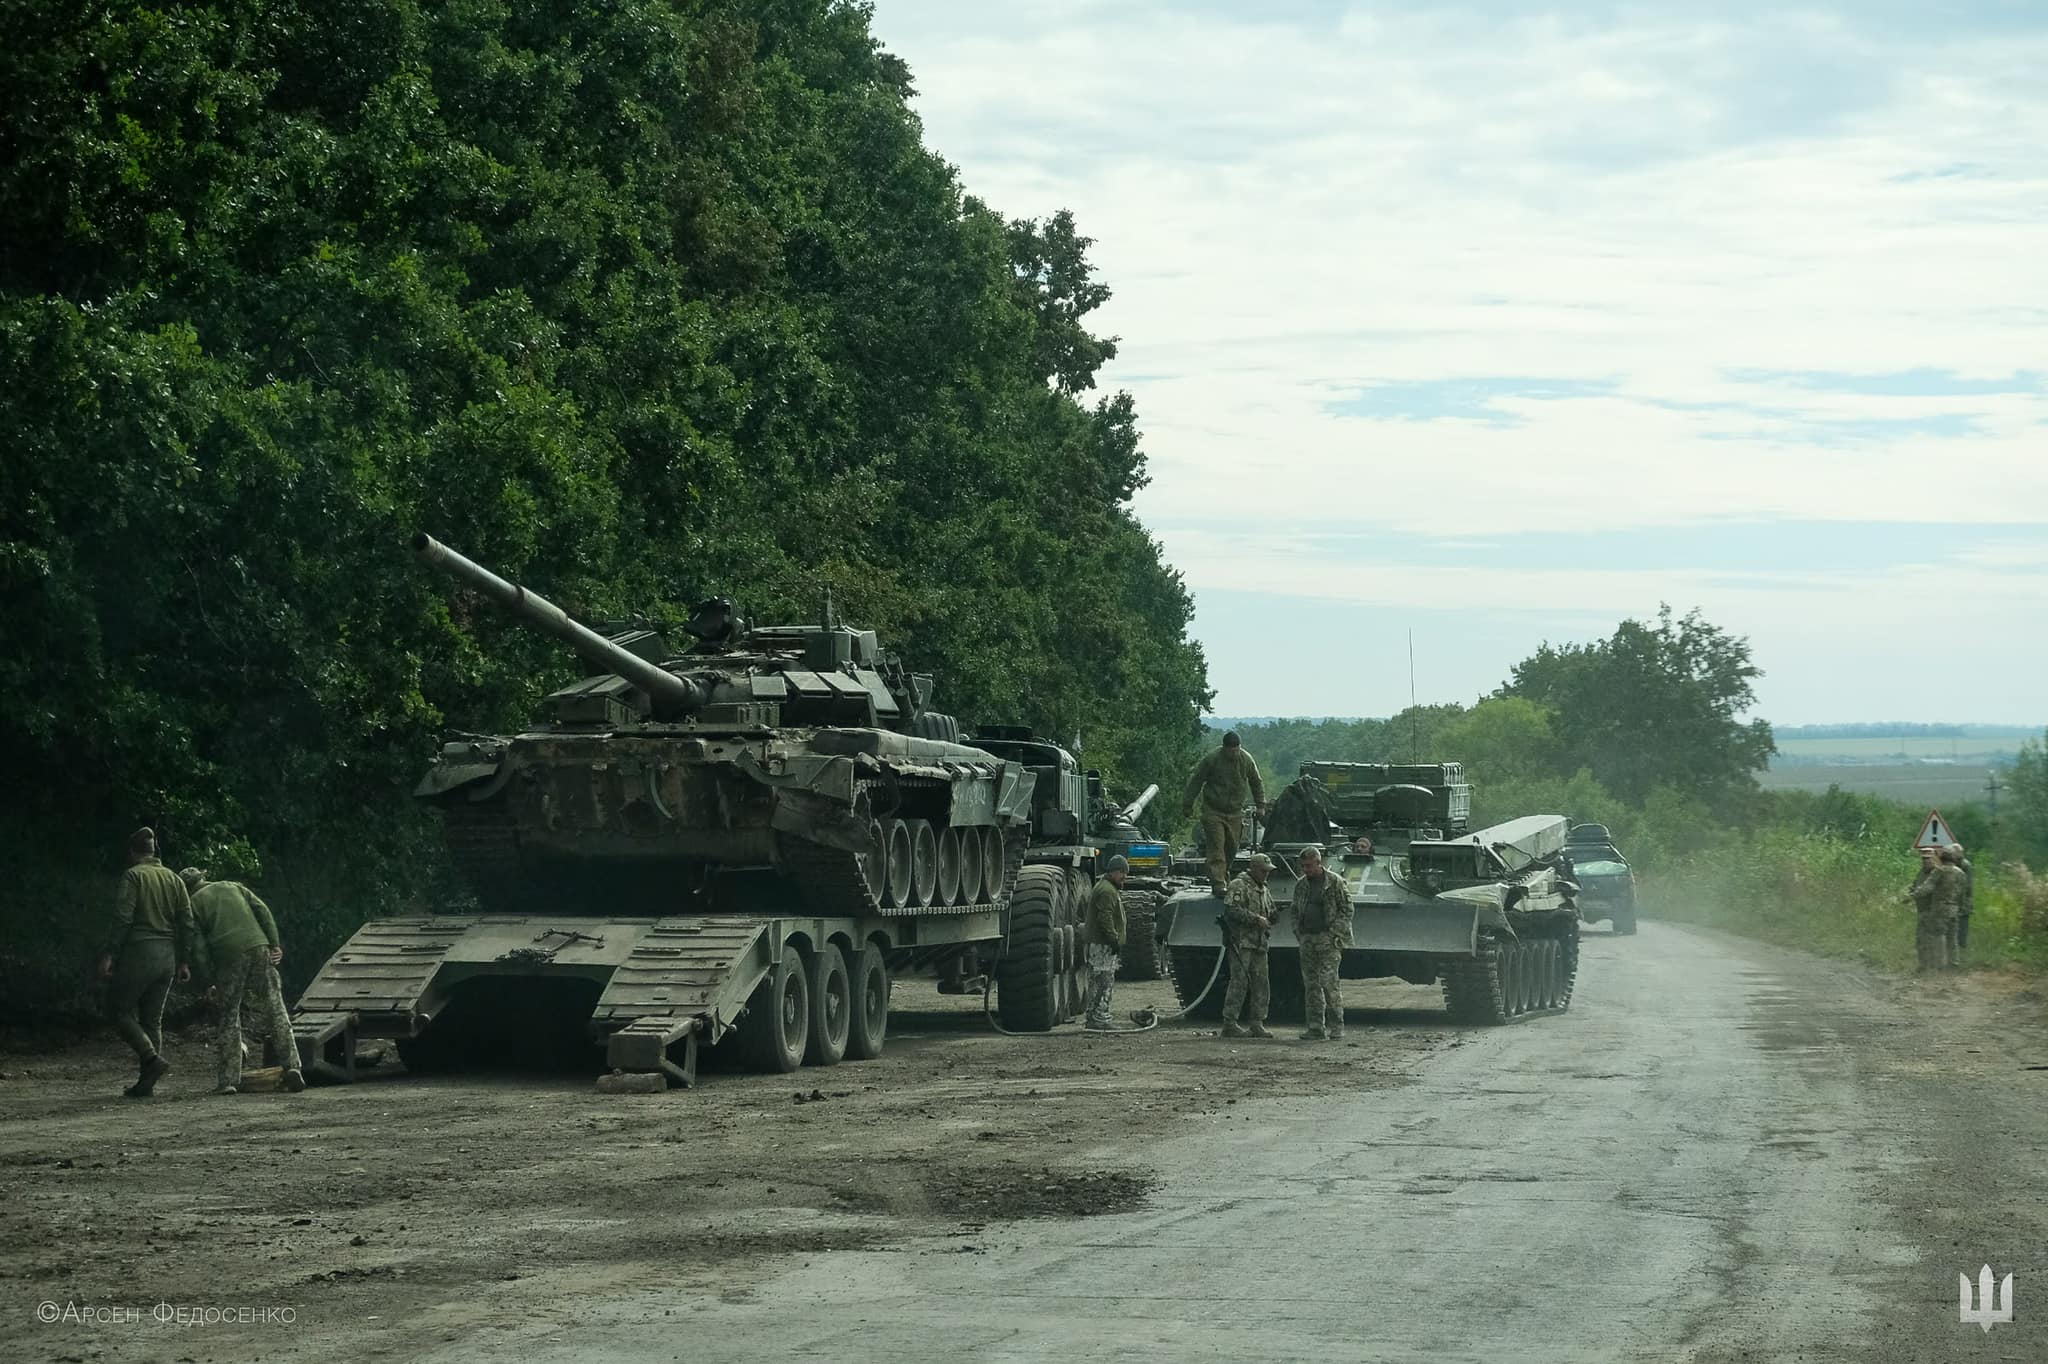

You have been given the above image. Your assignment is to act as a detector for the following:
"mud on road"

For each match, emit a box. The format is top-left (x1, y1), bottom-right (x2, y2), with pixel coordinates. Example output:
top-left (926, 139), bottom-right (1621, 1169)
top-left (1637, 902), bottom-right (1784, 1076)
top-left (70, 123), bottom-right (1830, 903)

top-left (0, 977), bottom-right (1451, 1363)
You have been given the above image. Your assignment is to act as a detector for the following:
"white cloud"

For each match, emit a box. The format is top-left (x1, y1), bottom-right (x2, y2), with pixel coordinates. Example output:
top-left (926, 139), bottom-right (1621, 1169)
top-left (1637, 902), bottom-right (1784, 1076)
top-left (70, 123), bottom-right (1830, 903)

top-left (872, 1), bottom-right (2048, 718)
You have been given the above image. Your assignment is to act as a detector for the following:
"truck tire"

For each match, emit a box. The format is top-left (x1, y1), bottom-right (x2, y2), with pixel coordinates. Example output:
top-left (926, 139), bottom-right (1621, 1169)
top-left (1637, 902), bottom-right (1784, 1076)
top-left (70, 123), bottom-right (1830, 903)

top-left (804, 943), bottom-right (851, 1067)
top-left (997, 865), bottom-right (1064, 1031)
top-left (1117, 890), bottom-right (1169, 981)
top-left (739, 953), bottom-right (811, 1073)
top-left (846, 944), bottom-right (890, 1060)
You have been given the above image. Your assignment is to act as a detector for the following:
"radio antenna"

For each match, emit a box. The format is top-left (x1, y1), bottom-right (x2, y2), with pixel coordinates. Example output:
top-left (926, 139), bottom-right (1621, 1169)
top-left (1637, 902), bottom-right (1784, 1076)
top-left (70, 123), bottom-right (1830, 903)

top-left (1408, 628), bottom-right (1419, 762)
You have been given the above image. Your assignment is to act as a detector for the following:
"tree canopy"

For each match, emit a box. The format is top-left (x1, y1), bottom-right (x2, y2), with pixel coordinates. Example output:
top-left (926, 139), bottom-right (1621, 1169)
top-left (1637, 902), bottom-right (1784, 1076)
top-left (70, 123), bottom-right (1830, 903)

top-left (0, 0), bottom-right (1209, 988)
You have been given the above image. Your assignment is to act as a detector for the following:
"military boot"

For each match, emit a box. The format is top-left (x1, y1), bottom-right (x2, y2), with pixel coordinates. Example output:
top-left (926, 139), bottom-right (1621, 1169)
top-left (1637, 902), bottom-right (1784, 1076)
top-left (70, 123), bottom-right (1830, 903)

top-left (125, 1054), bottom-right (170, 1099)
top-left (1297, 1027), bottom-right (1325, 1042)
top-left (1219, 1021), bottom-right (1248, 1038)
top-left (1246, 1021), bottom-right (1273, 1039)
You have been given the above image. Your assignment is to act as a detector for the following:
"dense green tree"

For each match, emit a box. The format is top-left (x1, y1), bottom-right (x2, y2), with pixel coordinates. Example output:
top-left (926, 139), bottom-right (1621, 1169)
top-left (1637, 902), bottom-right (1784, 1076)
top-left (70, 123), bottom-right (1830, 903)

top-left (0, 0), bottom-right (1208, 1005)
top-left (1501, 605), bottom-right (1775, 808)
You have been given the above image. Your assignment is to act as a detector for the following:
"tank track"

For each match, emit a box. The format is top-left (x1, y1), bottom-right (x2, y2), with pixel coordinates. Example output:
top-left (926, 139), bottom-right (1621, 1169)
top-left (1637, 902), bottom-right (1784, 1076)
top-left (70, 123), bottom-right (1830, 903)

top-left (1117, 889), bottom-right (1170, 981)
top-left (780, 777), bottom-right (1028, 918)
top-left (1441, 918), bottom-right (1579, 1025)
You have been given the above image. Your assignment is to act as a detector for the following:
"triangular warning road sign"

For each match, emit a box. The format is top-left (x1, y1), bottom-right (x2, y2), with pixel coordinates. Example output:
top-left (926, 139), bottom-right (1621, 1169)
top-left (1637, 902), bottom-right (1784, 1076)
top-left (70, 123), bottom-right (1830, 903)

top-left (1915, 809), bottom-right (1956, 848)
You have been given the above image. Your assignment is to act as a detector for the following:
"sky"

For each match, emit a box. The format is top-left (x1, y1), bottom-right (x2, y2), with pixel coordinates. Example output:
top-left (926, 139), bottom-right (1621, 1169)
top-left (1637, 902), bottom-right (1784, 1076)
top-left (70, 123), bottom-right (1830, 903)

top-left (868, 1), bottom-right (2048, 724)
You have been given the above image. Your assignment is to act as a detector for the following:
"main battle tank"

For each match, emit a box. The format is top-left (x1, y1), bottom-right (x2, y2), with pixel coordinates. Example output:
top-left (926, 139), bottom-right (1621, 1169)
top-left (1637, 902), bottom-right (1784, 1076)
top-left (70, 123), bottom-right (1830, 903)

top-left (411, 535), bottom-right (1035, 918)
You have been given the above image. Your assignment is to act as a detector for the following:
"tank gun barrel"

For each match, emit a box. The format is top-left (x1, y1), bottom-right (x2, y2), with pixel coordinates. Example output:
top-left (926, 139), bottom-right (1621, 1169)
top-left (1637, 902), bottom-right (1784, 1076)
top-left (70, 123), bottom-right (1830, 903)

top-left (412, 534), bottom-right (708, 716)
top-left (1120, 783), bottom-right (1161, 823)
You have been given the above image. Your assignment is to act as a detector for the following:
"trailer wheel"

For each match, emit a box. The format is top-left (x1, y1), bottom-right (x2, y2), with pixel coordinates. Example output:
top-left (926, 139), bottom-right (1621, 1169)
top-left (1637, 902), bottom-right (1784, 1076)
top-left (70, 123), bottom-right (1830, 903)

top-left (846, 945), bottom-right (890, 1060)
top-left (804, 943), bottom-right (851, 1067)
top-left (739, 952), bottom-right (811, 1073)
top-left (996, 864), bottom-right (1063, 1031)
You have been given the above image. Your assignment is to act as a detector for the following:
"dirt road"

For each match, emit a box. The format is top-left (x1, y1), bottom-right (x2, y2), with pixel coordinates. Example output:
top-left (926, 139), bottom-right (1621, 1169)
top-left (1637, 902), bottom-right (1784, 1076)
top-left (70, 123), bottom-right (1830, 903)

top-left (3, 924), bottom-right (2044, 1362)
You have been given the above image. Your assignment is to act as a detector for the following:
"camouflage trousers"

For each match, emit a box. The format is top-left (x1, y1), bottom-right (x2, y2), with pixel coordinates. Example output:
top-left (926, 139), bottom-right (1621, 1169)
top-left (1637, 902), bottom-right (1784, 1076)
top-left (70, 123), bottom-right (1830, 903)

top-left (215, 947), bottom-right (301, 1088)
top-left (1221, 941), bottom-right (1270, 1025)
top-left (1916, 908), bottom-right (1954, 973)
top-left (1298, 934), bottom-right (1345, 1035)
top-left (1198, 810), bottom-right (1240, 891)
top-left (1084, 943), bottom-right (1119, 1029)
top-left (1951, 911), bottom-right (1972, 957)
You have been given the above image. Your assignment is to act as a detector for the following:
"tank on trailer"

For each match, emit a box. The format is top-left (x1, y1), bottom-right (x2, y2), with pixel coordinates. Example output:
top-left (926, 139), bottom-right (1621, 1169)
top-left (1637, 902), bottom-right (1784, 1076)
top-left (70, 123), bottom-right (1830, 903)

top-left (291, 537), bottom-right (1055, 1087)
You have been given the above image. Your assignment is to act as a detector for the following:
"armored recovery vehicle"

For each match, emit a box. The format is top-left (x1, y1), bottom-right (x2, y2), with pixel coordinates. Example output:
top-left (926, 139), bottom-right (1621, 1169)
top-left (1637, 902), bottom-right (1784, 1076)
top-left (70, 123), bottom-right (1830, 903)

top-left (1165, 761), bottom-right (1581, 1025)
top-left (290, 537), bottom-right (1086, 1086)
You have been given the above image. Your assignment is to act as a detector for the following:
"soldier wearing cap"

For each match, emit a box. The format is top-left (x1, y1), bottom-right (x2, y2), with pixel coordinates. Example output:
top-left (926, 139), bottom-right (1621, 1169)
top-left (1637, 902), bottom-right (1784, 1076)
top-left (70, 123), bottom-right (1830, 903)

top-left (1904, 846), bottom-right (1964, 972)
top-left (1084, 855), bottom-right (1128, 1029)
top-left (1292, 845), bottom-right (1352, 1040)
top-left (1181, 732), bottom-right (1267, 895)
top-left (182, 868), bottom-right (305, 1094)
top-left (1947, 843), bottom-right (1975, 961)
top-left (99, 827), bottom-right (193, 1097)
top-left (1219, 852), bottom-right (1277, 1038)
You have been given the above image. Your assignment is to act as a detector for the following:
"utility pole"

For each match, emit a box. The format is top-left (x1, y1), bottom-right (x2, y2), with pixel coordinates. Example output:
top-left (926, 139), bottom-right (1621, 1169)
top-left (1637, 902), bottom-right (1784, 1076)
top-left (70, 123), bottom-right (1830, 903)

top-left (1985, 770), bottom-right (2003, 825)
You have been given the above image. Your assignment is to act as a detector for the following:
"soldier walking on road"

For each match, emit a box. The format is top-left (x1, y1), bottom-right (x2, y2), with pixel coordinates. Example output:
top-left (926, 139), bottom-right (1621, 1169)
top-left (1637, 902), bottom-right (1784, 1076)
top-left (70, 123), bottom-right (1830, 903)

top-left (1947, 844), bottom-right (1975, 960)
top-left (180, 869), bottom-right (304, 1094)
top-left (1084, 856), bottom-right (1127, 1030)
top-left (1219, 853), bottom-right (1277, 1039)
top-left (1905, 847), bottom-right (1964, 973)
top-left (1182, 732), bottom-right (1267, 896)
top-left (1292, 845), bottom-right (1352, 1040)
top-left (99, 828), bottom-right (193, 1098)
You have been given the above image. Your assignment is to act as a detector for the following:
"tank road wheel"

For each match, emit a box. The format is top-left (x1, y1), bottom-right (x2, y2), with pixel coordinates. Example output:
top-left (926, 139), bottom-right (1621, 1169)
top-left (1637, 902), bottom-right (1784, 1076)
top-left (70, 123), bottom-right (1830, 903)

top-left (996, 864), bottom-right (1064, 1031)
top-left (907, 820), bottom-right (939, 908)
top-left (846, 945), bottom-right (891, 1060)
top-left (1530, 940), bottom-right (1554, 1011)
top-left (879, 820), bottom-right (913, 910)
top-left (739, 952), bottom-right (811, 1073)
top-left (1117, 890), bottom-right (1170, 982)
top-left (980, 827), bottom-right (1007, 903)
top-left (957, 828), bottom-right (985, 906)
top-left (936, 827), bottom-right (962, 906)
top-left (1442, 935), bottom-right (1510, 1025)
top-left (804, 944), bottom-right (852, 1067)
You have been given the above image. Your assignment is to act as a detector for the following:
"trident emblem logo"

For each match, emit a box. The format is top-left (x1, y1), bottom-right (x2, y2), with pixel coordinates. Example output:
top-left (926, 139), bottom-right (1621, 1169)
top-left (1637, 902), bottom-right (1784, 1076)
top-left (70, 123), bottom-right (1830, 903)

top-left (1959, 1265), bottom-right (2014, 1332)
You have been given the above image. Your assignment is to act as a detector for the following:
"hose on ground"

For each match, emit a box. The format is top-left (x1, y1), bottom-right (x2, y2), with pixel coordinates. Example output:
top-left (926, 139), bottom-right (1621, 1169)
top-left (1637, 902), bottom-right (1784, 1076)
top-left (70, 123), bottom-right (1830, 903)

top-left (980, 922), bottom-right (1231, 1037)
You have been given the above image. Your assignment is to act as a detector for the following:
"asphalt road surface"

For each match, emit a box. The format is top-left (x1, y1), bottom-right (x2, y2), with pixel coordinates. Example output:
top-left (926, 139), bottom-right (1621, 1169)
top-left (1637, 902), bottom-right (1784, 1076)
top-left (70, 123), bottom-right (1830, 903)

top-left (425, 922), bottom-right (2047, 1364)
top-left (5, 920), bottom-right (2043, 1363)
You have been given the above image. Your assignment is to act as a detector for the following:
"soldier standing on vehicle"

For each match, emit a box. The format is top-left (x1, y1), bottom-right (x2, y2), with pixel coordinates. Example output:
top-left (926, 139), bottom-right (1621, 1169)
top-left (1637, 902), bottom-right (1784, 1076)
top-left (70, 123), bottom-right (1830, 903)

top-left (1947, 843), bottom-right (1974, 959)
top-left (1182, 732), bottom-right (1267, 895)
top-left (1084, 856), bottom-right (1128, 1029)
top-left (99, 828), bottom-right (193, 1098)
top-left (1292, 845), bottom-right (1352, 1040)
top-left (1904, 847), bottom-right (1963, 972)
top-left (180, 869), bottom-right (305, 1094)
top-left (1219, 853), bottom-right (1276, 1039)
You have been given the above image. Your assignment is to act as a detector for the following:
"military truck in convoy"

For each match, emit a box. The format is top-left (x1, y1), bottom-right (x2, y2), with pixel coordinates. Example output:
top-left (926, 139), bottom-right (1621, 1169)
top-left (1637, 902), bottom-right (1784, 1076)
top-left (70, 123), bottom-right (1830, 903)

top-left (961, 730), bottom-right (1189, 1015)
top-left (289, 537), bottom-right (1087, 1087)
top-left (1165, 761), bottom-right (1582, 1025)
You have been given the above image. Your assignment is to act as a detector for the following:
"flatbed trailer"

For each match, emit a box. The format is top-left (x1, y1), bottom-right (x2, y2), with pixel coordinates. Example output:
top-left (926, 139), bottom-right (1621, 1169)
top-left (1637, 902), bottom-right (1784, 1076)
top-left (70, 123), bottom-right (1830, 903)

top-left (291, 904), bottom-right (1025, 1088)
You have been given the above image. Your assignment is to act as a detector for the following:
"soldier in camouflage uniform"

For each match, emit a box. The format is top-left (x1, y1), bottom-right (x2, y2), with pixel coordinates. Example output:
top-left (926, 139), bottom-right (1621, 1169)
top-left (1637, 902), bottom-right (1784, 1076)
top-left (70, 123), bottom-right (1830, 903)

top-left (1219, 853), bottom-right (1276, 1039)
top-left (98, 828), bottom-right (193, 1098)
top-left (181, 869), bottom-right (304, 1094)
top-left (1292, 845), bottom-right (1352, 1040)
top-left (1084, 856), bottom-right (1127, 1029)
top-left (1947, 844), bottom-right (1975, 959)
top-left (1905, 847), bottom-right (1964, 972)
top-left (1181, 732), bottom-right (1267, 896)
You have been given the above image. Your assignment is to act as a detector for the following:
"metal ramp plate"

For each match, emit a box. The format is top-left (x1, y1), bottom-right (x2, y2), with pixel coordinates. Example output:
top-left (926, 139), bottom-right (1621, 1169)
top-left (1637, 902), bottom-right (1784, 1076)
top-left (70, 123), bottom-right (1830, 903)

top-left (294, 916), bottom-right (477, 1034)
top-left (594, 916), bottom-right (770, 1037)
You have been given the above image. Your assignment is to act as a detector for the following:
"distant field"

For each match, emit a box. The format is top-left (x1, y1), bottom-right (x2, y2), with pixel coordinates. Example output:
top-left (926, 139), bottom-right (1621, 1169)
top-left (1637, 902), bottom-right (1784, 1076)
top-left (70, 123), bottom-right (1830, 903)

top-left (1773, 736), bottom-right (2025, 764)
top-left (1757, 762), bottom-right (1997, 804)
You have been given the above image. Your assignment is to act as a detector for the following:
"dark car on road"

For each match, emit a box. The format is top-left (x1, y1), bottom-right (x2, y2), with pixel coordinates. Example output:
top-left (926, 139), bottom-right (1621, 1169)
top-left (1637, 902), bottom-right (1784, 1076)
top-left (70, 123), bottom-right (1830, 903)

top-left (1565, 823), bottom-right (1637, 935)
